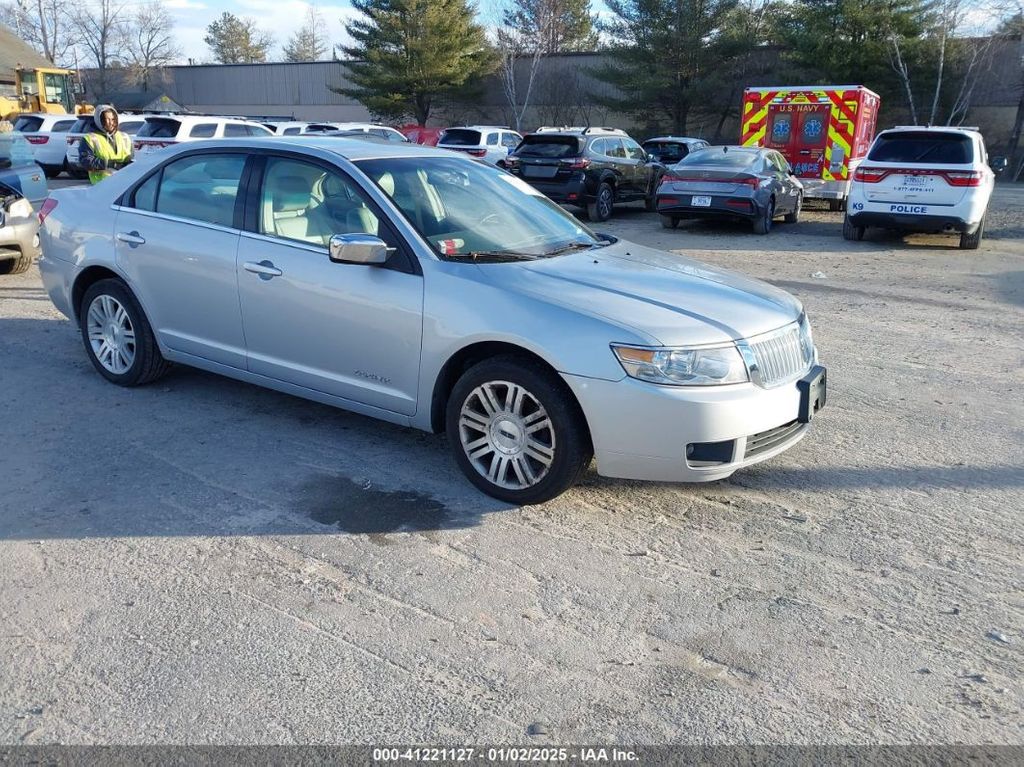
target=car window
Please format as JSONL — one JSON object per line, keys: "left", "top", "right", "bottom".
{"left": 516, "top": 136, "right": 581, "bottom": 158}
{"left": 604, "top": 139, "right": 627, "bottom": 159}
{"left": 136, "top": 153, "right": 246, "bottom": 227}
{"left": 283, "top": 127, "right": 302, "bottom": 135}
{"left": 137, "top": 118, "right": 181, "bottom": 139}
{"left": 590, "top": 138, "right": 609, "bottom": 156}
{"left": 190, "top": 123, "right": 217, "bottom": 138}
{"left": 385, "top": 129, "right": 408, "bottom": 142}
{"left": 868, "top": 131, "right": 974, "bottom": 164}
{"left": 249, "top": 124, "right": 272, "bottom": 136}
{"left": 51, "top": 120, "right": 76, "bottom": 133}
{"left": 13, "top": 116, "right": 44, "bottom": 133}
{"left": 501, "top": 132, "right": 521, "bottom": 149}
{"left": 120, "top": 121, "right": 145, "bottom": 135}
{"left": 223, "top": 123, "right": 249, "bottom": 138}
{"left": 678, "top": 149, "right": 759, "bottom": 168}
{"left": 70, "top": 118, "right": 91, "bottom": 134}
{"left": 259, "top": 156, "right": 386, "bottom": 247}
{"left": 486, "top": 132, "right": 499, "bottom": 146}
{"left": 356, "top": 156, "right": 599, "bottom": 259}
{"left": 643, "top": 141, "right": 687, "bottom": 163}
{"left": 439, "top": 129, "right": 482, "bottom": 146}
{"left": 622, "top": 138, "right": 645, "bottom": 161}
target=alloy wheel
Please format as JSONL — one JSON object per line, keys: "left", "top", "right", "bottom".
{"left": 86, "top": 294, "right": 136, "bottom": 375}
{"left": 458, "top": 380, "right": 556, "bottom": 490}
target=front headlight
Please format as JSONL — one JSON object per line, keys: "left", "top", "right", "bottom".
{"left": 9, "top": 198, "right": 33, "bottom": 219}
{"left": 798, "top": 314, "right": 816, "bottom": 363}
{"left": 612, "top": 344, "right": 749, "bottom": 386}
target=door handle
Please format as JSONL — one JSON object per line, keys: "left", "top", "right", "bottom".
{"left": 116, "top": 230, "right": 145, "bottom": 246}
{"left": 243, "top": 260, "right": 283, "bottom": 278}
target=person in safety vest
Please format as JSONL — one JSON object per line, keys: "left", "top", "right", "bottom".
{"left": 80, "top": 105, "right": 133, "bottom": 184}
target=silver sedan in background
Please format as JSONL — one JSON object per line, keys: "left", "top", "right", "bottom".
{"left": 37, "top": 138, "right": 825, "bottom": 504}
{"left": 656, "top": 146, "right": 804, "bottom": 234}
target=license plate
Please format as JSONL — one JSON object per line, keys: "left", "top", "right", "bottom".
{"left": 797, "top": 365, "right": 827, "bottom": 423}
{"left": 691, "top": 195, "right": 712, "bottom": 207}
{"left": 523, "top": 165, "right": 558, "bottom": 179}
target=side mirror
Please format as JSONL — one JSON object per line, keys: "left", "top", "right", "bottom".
{"left": 990, "top": 156, "right": 1008, "bottom": 174}
{"left": 328, "top": 233, "right": 389, "bottom": 265}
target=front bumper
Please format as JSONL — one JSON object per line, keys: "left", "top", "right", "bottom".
{"left": 561, "top": 371, "right": 815, "bottom": 482}
{"left": 0, "top": 217, "right": 41, "bottom": 262}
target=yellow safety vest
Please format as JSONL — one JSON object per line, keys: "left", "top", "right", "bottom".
{"left": 83, "top": 131, "right": 132, "bottom": 184}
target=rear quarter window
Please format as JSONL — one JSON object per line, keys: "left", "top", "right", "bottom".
{"left": 190, "top": 123, "right": 217, "bottom": 138}
{"left": 137, "top": 119, "right": 182, "bottom": 139}
{"left": 869, "top": 132, "right": 974, "bottom": 164}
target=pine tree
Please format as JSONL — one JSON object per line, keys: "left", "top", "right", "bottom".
{"left": 339, "top": 0, "right": 496, "bottom": 124}
{"left": 283, "top": 6, "right": 329, "bottom": 62}
{"left": 501, "top": 0, "right": 597, "bottom": 54}
{"left": 204, "top": 12, "right": 274, "bottom": 64}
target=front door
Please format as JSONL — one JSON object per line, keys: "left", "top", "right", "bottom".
{"left": 236, "top": 155, "right": 424, "bottom": 416}
{"left": 114, "top": 151, "right": 248, "bottom": 368}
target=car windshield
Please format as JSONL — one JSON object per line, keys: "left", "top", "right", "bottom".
{"left": 644, "top": 141, "right": 687, "bottom": 163}
{"left": 354, "top": 156, "right": 602, "bottom": 260}
{"left": 869, "top": 132, "right": 973, "bottom": 164}
{"left": 515, "top": 136, "right": 581, "bottom": 158}
{"left": 676, "top": 149, "right": 756, "bottom": 168}
{"left": 439, "top": 129, "right": 482, "bottom": 146}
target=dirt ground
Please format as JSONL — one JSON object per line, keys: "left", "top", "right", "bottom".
{"left": 0, "top": 183, "right": 1021, "bottom": 745}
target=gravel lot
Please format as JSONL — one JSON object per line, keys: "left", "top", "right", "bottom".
{"left": 0, "top": 182, "right": 1021, "bottom": 745}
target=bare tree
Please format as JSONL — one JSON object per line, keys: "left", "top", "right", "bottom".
{"left": 124, "top": 0, "right": 180, "bottom": 89}
{"left": 76, "top": 0, "right": 129, "bottom": 97}
{"left": 283, "top": 5, "right": 329, "bottom": 62}
{"left": 491, "top": 0, "right": 556, "bottom": 131}
{"left": 887, "top": 32, "right": 919, "bottom": 124}
{"left": 0, "top": 0, "right": 79, "bottom": 64}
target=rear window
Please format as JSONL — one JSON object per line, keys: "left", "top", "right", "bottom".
{"left": 51, "top": 120, "right": 76, "bottom": 132}
{"left": 190, "top": 123, "right": 217, "bottom": 138}
{"left": 869, "top": 131, "right": 973, "bottom": 164}
{"left": 13, "top": 116, "right": 43, "bottom": 133}
{"left": 439, "top": 129, "right": 482, "bottom": 146}
{"left": 305, "top": 123, "right": 337, "bottom": 133}
{"left": 70, "top": 118, "right": 91, "bottom": 134}
{"left": 137, "top": 118, "right": 181, "bottom": 139}
{"left": 120, "top": 121, "right": 145, "bottom": 135}
{"left": 677, "top": 149, "right": 758, "bottom": 168}
{"left": 515, "top": 136, "right": 581, "bottom": 158}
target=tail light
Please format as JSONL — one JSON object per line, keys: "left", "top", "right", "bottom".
{"left": 943, "top": 170, "right": 983, "bottom": 187}
{"left": 663, "top": 174, "right": 758, "bottom": 187}
{"left": 853, "top": 166, "right": 889, "bottom": 183}
{"left": 466, "top": 148, "right": 486, "bottom": 158}
{"left": 560, "top": 157, "right": 590, "bottom": 170}
{"left": 38, "top": 197, "right": 58, "bottom": 225}
{"left": 736, "top": 177, "right": 760, "bottom": 188}
{"left": 26, "top": 135, "right": 49, "bottom": 145}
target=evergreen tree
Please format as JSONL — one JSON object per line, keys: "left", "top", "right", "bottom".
{"left": 594, "top": 0, "right": 741, "bottom": 134}
{"left": 502, "top": 0, "right": 597, "bottom": 54}
{"left": 284, "top": 6, "right": 329, "bottom": 62}
{"left": 339, "top": 0, "right": 495, "bottom": 124}
{"left": 204, "top": 12, "right": 274, "bottom": 63}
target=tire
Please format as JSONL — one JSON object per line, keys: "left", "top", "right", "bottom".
{"left": 586, "top": 183, "right": 614, "bottom": 222}
{"left": 43, "top": 164, "right": 61, "bottom": 179}
{"left": 445, "top": 355, "right": 593, "bottom": 505}
{"left": 784, "top": 193, "right": 802, "bottom": 224}
{"left": 0, "top": 252, "right": 34, "bottom": 275}
{"left": 828, "top": 199, "right": 846, "bottom": 212}
{"left": 960, "top": 217, "right": 985, "bottom": 250}
{"left": 752, "top": 199, "right": 774, "bottom": 234}
{"left": 79, "top": 278, "right": 170, "bottom": 386}
{"left": 660, "top": 214, "right": 679, "bottom": 229}
{"left": 842, "top": 214, "right": 865, "bottom": 241}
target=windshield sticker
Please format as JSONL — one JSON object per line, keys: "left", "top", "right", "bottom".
{"left": 436, "top": 238, "right": 465, "bottom": 255}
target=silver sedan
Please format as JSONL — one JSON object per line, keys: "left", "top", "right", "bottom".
{"left": 37, "top": 138, "right": 826, "bottom": 504}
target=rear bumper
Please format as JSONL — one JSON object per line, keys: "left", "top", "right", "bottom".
{"left": 657, "top": 196, "right": 763, "bottom": 221}
{"left": 521, "top": 177, "right": 589, "bottom": 205}
{"left": 847, "top": 211, "right": 978, "bottom": 233}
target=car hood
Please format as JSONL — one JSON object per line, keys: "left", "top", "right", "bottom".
{"left": 476, "top": 240, "right": 802, "bottom": 346}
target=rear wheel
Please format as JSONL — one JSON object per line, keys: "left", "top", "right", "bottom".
{"left": 752, "top": 199, "right": 774, "bottom": 234}
{"left": 960, "top": 217, "right": 985, "bottom": 250}
{"left": 784, "top": 193, "right": 802, "bottom": 224}
{"left": 660, "top": 214, "right": 679, "bottom": 229}
{"left": 445, "top": 356, "right": 592, "bottom": 505}
{"left": 828, "top": 199, "right": 846, "bottom": 212}
{"left": 842, "top": 214, "right": 865, "bottom": 241}
{"left": 79, "top": 279, "right": 170, "bottom": 386}
{"left": 587, "top": 183, "right": 614, "bottom": 222}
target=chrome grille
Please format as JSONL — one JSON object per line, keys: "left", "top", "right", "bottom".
{"left": 748, "top": 323, "right": 812, "bottom": 387}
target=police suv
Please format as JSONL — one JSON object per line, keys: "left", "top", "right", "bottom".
{"left": 844, "top": 126, "right": 997, "bottom": 250}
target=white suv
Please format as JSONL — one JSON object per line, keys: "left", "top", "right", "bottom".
{"left": 844, "top": 126, "right": 996, "bottom": 250}
{"left": 132, "top": 115, "right": 273, "bottom": 157}
{"left": 437, "top": 125, "right": 523, "bottom": 166}
{"left": 13, "top": 113, "right": 79, "bottom": 177}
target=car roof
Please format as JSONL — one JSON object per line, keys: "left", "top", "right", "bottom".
{"left": 879, "top": 125, "right": 981, "bottom": 137}
{"left": 643, "top": 136, "right": 706, "bottom": 144}
{"left": 161, "top": 136, "right": 464, "bottom": 162}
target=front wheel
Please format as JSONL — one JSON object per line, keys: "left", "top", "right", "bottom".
{"left": 446, "top": 356, "right": 592, "bottom": 505}
{"left": 587, "top": 183, "right": 614, "bottom": 222}
{"left": 960, "top": 216, "right": 985, "bottom": 250}
{"left": 79, "top": 279, "right": 170, "bottom": 386}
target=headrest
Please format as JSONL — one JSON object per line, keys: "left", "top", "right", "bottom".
{"left": 376, "top": 172, "right": 395, "bottom": 196}
{"left": 273, "top": 175, "right": 312, "bottom": 213}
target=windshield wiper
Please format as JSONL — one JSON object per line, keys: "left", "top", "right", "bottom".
{"left": 542, "top": 241, "right": 602, "bottom": 257}
{"left": 445, "top": 250, "right": 540, "bottom": 262}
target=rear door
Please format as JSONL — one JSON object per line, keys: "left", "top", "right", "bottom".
{"left": 861, "top": 131, "right": 976, "bottom": 207}
{"left": 113, "top": 151, "right": 248, "bottom": 368}
{"left": 766, "top": 103, "right": 831, "bottom": 179}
